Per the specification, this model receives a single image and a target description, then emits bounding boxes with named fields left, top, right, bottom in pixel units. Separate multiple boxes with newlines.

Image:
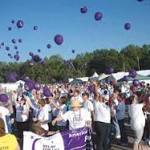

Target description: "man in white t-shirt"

left=52, top=99, right=91, bottom=130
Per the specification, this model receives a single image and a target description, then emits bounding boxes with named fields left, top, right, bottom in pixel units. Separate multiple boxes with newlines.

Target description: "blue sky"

left=0, top=0, right=150, bottom=62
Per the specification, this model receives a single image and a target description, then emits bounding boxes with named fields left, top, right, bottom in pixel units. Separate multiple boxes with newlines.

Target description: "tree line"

left=0, top=44, right=150, bottom=83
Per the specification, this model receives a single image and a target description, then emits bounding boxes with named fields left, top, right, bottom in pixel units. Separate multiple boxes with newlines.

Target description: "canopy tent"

left=77, top=77, right=89, bottom=82
left=111, top=72, right=129, bottom=81
left=118, top=74, right=150, bottom=82
left=99, top=73, right=109, bottom=80
left=0, top=80, right=25, bottom=92
left=137, top=70, right=150, bottom=76
left=89, top=72, right=99, bottom=81
left=100, top=75, right=116, bottom=83
left=70, top=78, right=83, bottom=85
left=91, top=72, right=99, bottom=78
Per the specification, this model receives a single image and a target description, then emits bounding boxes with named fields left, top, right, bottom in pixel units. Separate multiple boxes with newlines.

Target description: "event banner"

left=23, top=127, right=89, bottom=150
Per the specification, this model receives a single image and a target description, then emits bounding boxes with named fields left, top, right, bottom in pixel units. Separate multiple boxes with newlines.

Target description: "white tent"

left=91, top=72, right=99, bottom=78
left=77, top=77, right=89, bottom=82
left=0, top=80, right=25, bottom=92
left=69, top=78, right=74, bottom=83
left=111, top=72, right=128, bottom=81
left=137, top=70, right=150, bottom=76
left=99, top=73, right=109, bottom=80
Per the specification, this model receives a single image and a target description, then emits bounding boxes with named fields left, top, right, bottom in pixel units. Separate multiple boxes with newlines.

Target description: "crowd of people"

left=0, top=79, right=150, bottom=150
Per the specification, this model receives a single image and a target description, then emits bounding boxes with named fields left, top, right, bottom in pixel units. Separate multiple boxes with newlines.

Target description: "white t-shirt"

left=129, top=103, right=145, bottom=130
left=94, top=101, right=111, bottom=124
left=83, top=100, right=94, bottom=113
left=0, top=106, right=10, bottom=133
left=38, top=105, right=51, bottom=131
left=16, top=103, right=29, bottom=122
left=44, top=104, right=52, bottom=122
left=61, top=108, right=91, bottom=130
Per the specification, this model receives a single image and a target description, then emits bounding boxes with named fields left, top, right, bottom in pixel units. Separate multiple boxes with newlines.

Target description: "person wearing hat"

left=52, top=99, right=91, bottom=130
left=0, top=118, right=20, bottom=150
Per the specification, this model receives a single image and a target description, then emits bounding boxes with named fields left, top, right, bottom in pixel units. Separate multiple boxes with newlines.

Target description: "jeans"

left=118, top=119, right=128, bottom=143
left=112, top=116, right=120, bottom=138
left=94, top=121, right=111, bottom=150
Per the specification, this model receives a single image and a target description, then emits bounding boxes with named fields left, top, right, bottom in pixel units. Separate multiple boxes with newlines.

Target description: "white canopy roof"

left=137, top=70, right=150, bottom=76
left=112, top=72, right=128, bottom=81
left=77, top=77, right=89, bottom=82
left=99, top=73, right=109, bottom=80
left=92, top=72, right=99, bottom=78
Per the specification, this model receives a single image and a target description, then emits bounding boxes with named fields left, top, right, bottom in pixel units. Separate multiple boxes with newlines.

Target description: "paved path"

left=111, top=125, right=150, bottom=150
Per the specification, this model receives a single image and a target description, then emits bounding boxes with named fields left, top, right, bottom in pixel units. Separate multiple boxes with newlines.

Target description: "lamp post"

left=137, top=56, right=140, bottom=70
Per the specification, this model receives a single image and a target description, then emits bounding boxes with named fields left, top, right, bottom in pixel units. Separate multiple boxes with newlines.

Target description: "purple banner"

left=61, top=127, right=88, bottom=150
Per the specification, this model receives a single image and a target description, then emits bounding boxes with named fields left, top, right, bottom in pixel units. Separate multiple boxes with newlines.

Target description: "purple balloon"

left=29, top=52, right=34, bottom=57
left=94, top=12, right=103, bottom=21
left=24, top=80, right=35, bottom=91
left=34, top=83, right=41, bottom=90
left=47, top=44, right=51, bottom=49
left=0, top=94, right=9, bottom=103
left=8, top=27, right=12, bottom=31
left=5, top=46, right=10, bottom=51
left=124, top=23, right=131, bottom=30
left=33, top=26, right=38, bottom=30
left=72, top=49, right=75, bottom=53
left=14, top=54, right=20, bottom=61
left=32, top=55, right=41, bottom=62
left=12, top=39, right=16, bottom=44
left=16, top=20, right=24, bottom=28
left=129, top=69, right=137, bottom=78
left=105, top=67, right=114, bottom=74
left=137, top=0, right=144, bottom=2
left=80, top=6, right=88, bottom=14
left=14, top=46, right=18, bottom=49
left=133, top=79, right=139, bottom=86
left=8, top=53, right=11, bottom=57
left=18, top=38, right=22, bottom=43
left=54, top=34, right=64, bottom=45
left=1, top=42, right=4, bottom=46
left=6, top=72, right=18, bottom=82
left=43, top=86, right=52, bottom=97
left=11, top=20, right=15, bottom=24
left=37, top=49, right=41, bottom=53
